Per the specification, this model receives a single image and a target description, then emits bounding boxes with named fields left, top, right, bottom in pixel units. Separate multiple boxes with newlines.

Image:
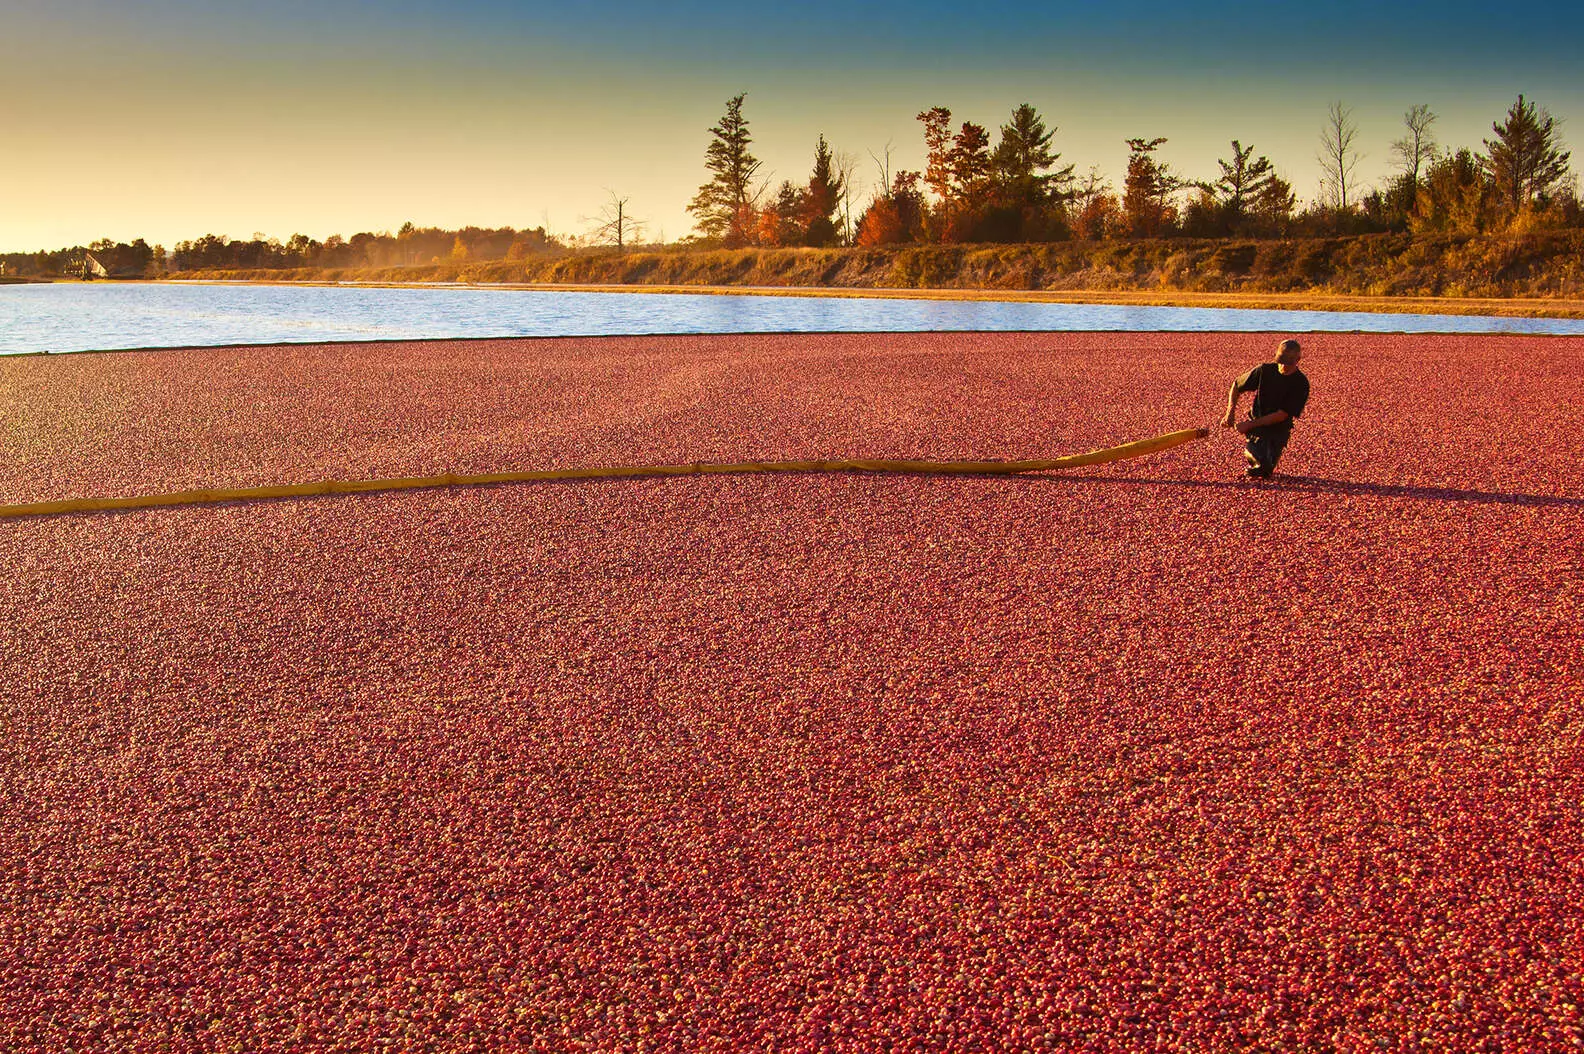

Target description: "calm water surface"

left=3, top=282, right=1583, bottom=355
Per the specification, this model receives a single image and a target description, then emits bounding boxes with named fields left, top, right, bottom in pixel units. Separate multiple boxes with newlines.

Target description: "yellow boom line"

left=0, top=427, right=1208, bottom=520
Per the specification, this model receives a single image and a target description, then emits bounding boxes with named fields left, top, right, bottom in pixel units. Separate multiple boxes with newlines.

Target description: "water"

left=3, top=281, right=1583, bottom=355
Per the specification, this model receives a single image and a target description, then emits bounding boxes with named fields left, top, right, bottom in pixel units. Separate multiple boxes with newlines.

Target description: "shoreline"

left=160, top=278, right=1584, bottom=320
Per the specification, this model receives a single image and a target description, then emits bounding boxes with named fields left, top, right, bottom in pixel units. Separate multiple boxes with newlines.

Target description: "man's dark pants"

left=1245, top=428, right=1290, bottom=478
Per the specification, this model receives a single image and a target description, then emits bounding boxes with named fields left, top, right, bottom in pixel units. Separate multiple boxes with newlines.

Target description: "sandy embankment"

left=2, top=332, right=1581, bottom=1051
left=163, top=276, right=1584, bottom=319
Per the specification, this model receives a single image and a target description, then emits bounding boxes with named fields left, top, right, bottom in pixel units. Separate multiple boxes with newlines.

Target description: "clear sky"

left=3, top=0, right=1581, bottom=250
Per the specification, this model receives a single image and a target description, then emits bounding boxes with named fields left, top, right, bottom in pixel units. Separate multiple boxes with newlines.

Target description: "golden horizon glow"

left=4, top=1, right=1582, bottom=251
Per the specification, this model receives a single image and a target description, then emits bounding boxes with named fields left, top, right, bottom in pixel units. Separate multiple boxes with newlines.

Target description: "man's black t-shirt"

left=1236, top=362, right=1310, bottom=435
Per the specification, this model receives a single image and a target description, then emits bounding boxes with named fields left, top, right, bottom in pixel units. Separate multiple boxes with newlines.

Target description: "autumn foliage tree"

left=758, top=181, right=804, bottom=247
left=942, top=121, right=993, bottom=241
left=1122, top=138, right=1180, bottom=237
left=1071, top=168, right=1120, bottom=241
left=1410, top=148, right=1497, bottom=234
left=855, top=172, right=926, bottom=247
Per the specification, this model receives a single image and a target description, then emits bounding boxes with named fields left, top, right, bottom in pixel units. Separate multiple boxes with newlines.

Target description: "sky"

left=3, top=0, right=1582, bottom=251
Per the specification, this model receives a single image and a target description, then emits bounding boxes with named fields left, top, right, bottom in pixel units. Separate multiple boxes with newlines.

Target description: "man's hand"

left=1220, top=410, right=1236, bottom=429
left=1235, top=419, right=1254, bottom=435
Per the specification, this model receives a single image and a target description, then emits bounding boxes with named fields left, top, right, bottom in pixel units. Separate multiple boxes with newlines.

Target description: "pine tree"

left=1204, top=141, right=1278, bottom=231
left=802, top=135, right=845, bottom=247
left=916, top=108, right=954, bottom=207
left=948, top=123, right=992, bottom=206
left=1483, top=94, right=1572, bottom=213
left=991, top=103, right=1073, bottom=209
left=689, top=94, right=763, bottom=246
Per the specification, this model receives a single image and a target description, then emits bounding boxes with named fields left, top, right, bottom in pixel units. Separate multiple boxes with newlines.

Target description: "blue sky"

left=3, top=0, right=1580, bottom=249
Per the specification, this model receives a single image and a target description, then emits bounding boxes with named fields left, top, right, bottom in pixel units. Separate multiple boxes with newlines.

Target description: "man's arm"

left=1234, top=409, right=1290, bottom=434
left=1220, top=380, right=1243, bottom=428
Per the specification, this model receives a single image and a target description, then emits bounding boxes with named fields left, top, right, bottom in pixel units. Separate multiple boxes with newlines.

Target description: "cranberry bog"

left=2, top=332, right=1580, bottom=1052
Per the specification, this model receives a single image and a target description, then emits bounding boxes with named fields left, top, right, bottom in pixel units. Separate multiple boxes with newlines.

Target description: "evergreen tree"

left=759, top=180, right=804, bottom=247
left=916, top=107, right=954, bottom=207
left=1253, top=174, right=1296, bottom=235
left=689, top=94, right=763, bottom=246
left=1483, top=94, right=1572, bottom=214
left=948, top=123, right=992, bottom=205
left=802, top=135, right=845, bottom=247
left=916, top=107, right=954, bottom=240
left=991, top=103, right=1074, bottom=208
left=1202, top=140, right=1278, bottom=233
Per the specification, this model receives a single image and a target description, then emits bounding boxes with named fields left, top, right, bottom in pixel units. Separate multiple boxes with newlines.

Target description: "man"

left=1221, top=339, right=1309, bottom=478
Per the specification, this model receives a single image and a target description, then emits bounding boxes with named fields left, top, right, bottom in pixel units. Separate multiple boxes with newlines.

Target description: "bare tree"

left=584, top=191, right=645, bottom=250
left=1317, top=101, right=1363, bottom=211
left=834, top=149, right=861, bottom=245
left=868, top=140, right=895, bottom=194
left=1391, top=104, right=1439, bottom=190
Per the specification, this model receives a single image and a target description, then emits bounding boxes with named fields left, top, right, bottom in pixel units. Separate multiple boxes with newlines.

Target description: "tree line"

left=3, top=93, right=1573, bottom=279
left=686, top=93, right=1577, bottom=248
left=2, top=224, right=561, bottom=279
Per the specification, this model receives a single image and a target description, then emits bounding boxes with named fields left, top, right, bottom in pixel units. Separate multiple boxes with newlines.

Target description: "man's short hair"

left=1277, top=339, right=1301, bottom=362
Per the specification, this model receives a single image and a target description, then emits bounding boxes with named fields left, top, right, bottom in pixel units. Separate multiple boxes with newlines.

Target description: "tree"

left=992, top=103, right=1073, bottom=205
left=917, top=107, right=954, bottom=207
left=1391, top=104, right=1439, bottom=190
left=855, top=198, right=903, bottom=247
left=759, top=180, right=804, bottom=247
left=1121, top=137, right=1180, bottom=237
left=1317, top=101, right=1363, bottom=212
left=947, top=121, right=993, bottom=218
left=855, top=171, right=926, bottom=247
left=832, top=148, right=860, bottom=245
left=688, top=93, right=764, bottom=246
left=1483, top=94, right=1573, bottom=214
left=1252, top=173, right=1297, bottom=235
left=801, top=135, right=845, bottom=247
left=1071, top=167, right=1117, bottom=240
left=1201, top=140, right=1278, bottom=233
left=1412, top=148, right=1496, bottom=234
left=586, top=191, right=645, bottom=250
left=987, top=103, right=1075, bottom=241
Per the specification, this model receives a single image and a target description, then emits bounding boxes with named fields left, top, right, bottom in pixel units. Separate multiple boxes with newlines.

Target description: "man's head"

left=1275, top=339, right=1302, bottom=370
